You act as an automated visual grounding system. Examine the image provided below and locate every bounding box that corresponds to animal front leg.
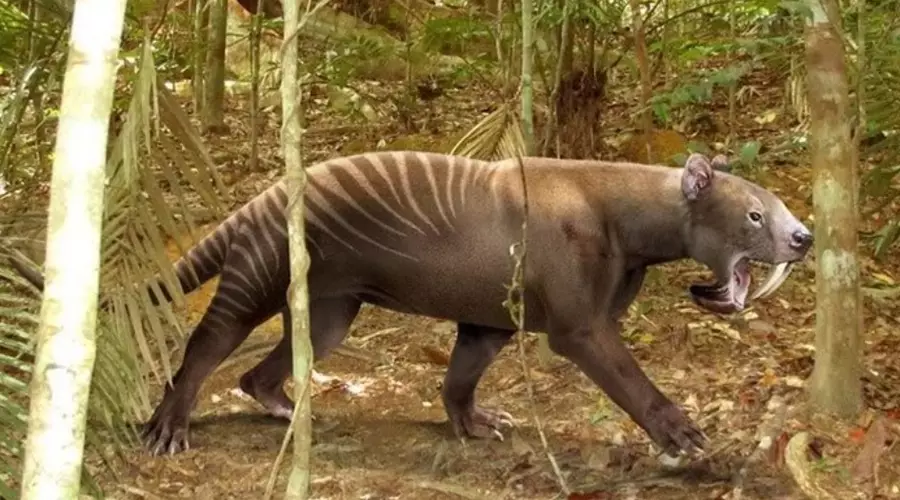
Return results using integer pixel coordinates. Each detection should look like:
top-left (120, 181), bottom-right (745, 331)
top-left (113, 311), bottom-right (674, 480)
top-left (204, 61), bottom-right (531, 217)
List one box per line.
top-left (548, 323), bottom-right (705, 455)
top-left (142, 310), bottom-right (257, 455)
top-left (442, 323), bottom-right (515, 440)
top-left (610, 268), bottom-right (646, 321)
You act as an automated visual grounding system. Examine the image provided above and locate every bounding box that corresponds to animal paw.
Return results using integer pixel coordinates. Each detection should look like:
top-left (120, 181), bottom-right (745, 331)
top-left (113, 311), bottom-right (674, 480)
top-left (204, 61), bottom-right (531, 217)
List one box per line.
top-left (141, 411), bottom-right (191, 456)
top-left (645, 401), bottom-right (707, 456)
top-left (449, 405), bottom-right (515, 441)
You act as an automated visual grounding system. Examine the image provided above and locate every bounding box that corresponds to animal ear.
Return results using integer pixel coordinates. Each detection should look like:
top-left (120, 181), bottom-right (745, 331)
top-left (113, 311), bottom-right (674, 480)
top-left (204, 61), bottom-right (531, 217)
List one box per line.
top-left (681, 153), bottom-right (714, 201)
top-left (710, 154), bottom-right (731, 173)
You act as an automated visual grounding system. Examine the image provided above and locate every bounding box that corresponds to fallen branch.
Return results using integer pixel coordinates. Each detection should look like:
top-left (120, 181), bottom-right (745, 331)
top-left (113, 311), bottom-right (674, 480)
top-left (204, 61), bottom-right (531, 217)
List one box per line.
top-left (731, 396), bottom-right (788, 500)
top-left (785, 431), bottom-right (836, 500)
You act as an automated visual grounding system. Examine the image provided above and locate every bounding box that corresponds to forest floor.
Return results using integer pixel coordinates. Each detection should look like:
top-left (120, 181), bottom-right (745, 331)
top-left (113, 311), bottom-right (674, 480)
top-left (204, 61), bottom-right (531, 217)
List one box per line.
top-left (90, 62), bottom-right (900, 500)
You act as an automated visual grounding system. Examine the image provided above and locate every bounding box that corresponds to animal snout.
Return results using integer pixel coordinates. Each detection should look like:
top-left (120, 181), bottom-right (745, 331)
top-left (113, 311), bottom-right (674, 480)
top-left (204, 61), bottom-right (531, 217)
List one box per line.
top-left (790, 228), bottom-right (813, 252)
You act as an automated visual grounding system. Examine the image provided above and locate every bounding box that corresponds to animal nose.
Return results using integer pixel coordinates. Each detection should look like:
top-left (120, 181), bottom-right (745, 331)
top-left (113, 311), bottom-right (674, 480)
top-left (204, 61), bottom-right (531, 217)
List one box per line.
top-left (790, 229), bottom-right (813, 251)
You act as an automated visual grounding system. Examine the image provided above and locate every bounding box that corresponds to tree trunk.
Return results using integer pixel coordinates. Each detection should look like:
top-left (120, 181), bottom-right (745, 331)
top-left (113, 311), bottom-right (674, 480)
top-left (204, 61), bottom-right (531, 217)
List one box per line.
top-left (628, 0), bottom-right (653, 158)
top-left (203, 0), bottom-right (228, 133)
top-left (541, 0), bottom-right (571, 156)
top-left (520, 0), bottom-right (534, 156)
top-left (806, 0), bottom-right (863, 419)
top-left (281, 0), bottom-right (313, 497)
top-left (19, 0), bottom-right (126, 495)
top-left (249, 0), bottom-right (266, 171)
top-left (192, 0), bottom-right (210, 113)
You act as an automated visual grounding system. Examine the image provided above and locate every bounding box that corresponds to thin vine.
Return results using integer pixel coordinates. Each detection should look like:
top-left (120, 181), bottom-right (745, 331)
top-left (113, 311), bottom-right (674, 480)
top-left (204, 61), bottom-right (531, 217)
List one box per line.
top-left (502, 154), bottom-right (570, 495)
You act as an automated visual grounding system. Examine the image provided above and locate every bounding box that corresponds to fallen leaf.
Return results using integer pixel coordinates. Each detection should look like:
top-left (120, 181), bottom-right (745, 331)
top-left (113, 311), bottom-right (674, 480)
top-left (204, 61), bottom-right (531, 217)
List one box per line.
top-left (754, 109), bottom-right (779, 124)
top-left (871, 272), bottom-right (895, 285)
top-left (769, 431), bottom-right (790, 466)
top-left (783, 376), bottom-right (805, 388)
top-left (581, 446), bottom-right (612, 470)
top-left (748, 320), bottom-right (775, 334)
top-left (421, 345), bottom-right (450, 365)
top-left (510, 431), bottom-right (535, 458)
top-left (849, 427), bottom-right (867, 443)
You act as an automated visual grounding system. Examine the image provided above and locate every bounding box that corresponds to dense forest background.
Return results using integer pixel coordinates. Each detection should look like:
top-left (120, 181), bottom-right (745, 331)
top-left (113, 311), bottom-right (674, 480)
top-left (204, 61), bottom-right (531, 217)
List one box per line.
top-left (1, 0), bottom-right (898, 497)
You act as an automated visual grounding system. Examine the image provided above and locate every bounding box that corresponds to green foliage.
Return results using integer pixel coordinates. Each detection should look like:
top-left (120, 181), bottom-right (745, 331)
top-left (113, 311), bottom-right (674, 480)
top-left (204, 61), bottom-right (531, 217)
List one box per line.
top-left (854, 0), bottom-right (900, 255)
top-left (671, 139), bottom-right (761, 173)
top-left (419, 16), bottom-right (494, 58)
top-left (649, 63), bottom-right (750, 124)
top-left (314, 34), bottom-right (396, 85)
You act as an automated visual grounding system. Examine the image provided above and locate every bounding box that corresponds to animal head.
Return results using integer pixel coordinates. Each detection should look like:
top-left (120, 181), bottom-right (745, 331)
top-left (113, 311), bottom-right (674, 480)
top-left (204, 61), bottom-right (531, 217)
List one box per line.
top-left (679, 153), bottom-right (812, 314)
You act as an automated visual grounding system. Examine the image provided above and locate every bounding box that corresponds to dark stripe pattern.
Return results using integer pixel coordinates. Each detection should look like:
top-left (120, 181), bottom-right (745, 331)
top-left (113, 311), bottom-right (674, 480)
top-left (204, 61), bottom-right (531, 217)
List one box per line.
top-left (156, 151), bottom-right (495, 327)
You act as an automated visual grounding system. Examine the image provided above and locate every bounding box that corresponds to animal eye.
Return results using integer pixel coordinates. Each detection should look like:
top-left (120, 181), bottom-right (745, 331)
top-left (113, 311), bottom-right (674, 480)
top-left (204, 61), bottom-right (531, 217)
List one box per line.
top-left (748, 211), bottom-right (763, 223)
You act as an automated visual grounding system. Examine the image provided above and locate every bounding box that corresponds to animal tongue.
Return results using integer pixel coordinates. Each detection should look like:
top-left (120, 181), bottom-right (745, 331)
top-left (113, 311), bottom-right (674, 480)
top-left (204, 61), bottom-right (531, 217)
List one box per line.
top-left (689, 258), bottom-right (751, 314)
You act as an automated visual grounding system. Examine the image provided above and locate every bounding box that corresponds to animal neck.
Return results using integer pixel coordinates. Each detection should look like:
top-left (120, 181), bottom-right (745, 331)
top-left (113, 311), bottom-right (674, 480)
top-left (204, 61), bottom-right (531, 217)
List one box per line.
top-left (608, 169), bottom-right (692, 267)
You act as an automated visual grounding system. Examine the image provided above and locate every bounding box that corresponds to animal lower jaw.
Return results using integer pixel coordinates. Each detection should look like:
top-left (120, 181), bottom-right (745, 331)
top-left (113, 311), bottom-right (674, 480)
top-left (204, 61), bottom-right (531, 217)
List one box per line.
top-left (688, 258), bottom-right (751, 314)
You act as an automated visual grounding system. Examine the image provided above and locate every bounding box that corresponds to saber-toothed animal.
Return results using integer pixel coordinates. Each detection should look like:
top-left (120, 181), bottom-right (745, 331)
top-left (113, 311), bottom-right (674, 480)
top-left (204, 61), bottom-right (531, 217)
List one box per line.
top-left (139, 150), bottom-right (812, 457)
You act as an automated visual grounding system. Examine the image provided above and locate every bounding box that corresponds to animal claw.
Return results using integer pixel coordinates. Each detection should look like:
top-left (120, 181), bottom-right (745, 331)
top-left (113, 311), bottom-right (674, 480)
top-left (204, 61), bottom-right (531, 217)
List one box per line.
top-left (492, 429), bottom-right (505, 442)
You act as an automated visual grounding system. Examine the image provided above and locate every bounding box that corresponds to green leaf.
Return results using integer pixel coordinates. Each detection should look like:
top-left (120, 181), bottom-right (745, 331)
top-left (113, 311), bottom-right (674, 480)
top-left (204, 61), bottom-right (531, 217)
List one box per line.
top-left (739, 141), bottom-right (762, 166)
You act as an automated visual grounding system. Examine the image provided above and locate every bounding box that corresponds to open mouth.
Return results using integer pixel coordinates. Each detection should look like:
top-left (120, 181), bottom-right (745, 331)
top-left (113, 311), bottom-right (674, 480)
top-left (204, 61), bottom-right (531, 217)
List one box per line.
top-left (689, 259), bottom-right (795, 314)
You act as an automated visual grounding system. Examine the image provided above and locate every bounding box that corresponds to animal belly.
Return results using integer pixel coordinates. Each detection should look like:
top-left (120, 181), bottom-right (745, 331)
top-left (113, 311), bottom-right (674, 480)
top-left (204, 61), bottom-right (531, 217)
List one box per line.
top-left (356, 253), bottom-right (516, 329)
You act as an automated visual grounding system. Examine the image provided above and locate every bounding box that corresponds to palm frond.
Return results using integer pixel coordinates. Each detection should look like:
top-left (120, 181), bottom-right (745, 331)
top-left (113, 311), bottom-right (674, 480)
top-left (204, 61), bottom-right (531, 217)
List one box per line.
top-left (450, 101), bottom-right (527, 161)
top-left (1, 32), bottom-right (231, 498)
top-left (97, 32), bottom-right (229, 415)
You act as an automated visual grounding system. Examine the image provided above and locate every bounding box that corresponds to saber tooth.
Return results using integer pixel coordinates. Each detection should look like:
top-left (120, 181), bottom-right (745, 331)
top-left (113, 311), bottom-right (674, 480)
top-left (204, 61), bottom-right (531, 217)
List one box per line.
top-left (750, 262), bottom-right (793, 300)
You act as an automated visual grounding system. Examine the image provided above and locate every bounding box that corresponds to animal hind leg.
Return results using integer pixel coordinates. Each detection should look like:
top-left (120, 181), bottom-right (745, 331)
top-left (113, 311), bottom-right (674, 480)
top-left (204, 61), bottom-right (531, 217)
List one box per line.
top-left (442, 323), bottom-right (515, 440)
top-left (238, 297), bottom-right (362, 419)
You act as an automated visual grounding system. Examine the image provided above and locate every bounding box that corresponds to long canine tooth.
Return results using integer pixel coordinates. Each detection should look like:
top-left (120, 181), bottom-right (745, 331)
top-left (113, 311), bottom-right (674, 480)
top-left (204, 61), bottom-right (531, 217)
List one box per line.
top-left (750, 262), bottom-right (793, 300)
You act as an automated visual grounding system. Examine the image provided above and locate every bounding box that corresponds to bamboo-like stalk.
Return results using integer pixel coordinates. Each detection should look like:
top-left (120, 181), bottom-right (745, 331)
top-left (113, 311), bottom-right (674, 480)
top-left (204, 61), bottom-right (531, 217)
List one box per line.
top-left (279, 0), bottom-right (332, 497)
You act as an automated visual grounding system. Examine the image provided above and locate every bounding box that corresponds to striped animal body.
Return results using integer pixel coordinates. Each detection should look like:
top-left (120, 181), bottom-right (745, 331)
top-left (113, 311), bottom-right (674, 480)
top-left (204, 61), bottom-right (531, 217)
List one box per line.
top-left (142, 151), bottom-right (812, 458)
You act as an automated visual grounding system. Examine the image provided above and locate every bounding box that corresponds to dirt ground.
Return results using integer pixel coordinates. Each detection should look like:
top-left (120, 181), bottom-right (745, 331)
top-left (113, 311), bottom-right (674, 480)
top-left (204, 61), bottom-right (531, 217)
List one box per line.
top-left (89, 67), bottom-right (900, 499)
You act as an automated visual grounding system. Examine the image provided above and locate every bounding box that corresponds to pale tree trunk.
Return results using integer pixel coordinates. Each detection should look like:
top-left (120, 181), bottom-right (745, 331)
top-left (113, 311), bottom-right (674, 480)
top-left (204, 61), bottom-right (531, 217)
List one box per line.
top-left (806, 0), bottom-right (863, 418)
top-left (628, 0), bottom-right (653, 159)
top-left (282, 0), bottom-right (313, 497)
top-left (203, 0), bottom-right (228, 133)
top-left (19, 0), bottom-right (126, 496)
